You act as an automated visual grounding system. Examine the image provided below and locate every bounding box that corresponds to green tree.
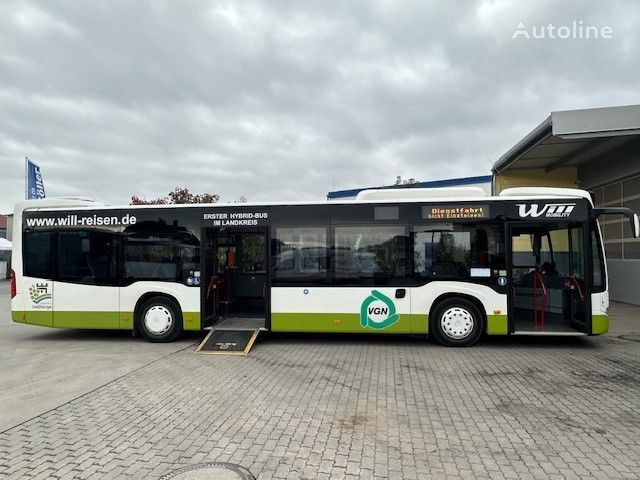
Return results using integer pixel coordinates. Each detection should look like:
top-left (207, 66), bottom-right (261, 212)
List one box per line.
top-left (131, 187), bottom-right (220, 205)
top-left (130, 195), bottom-right (168, 205)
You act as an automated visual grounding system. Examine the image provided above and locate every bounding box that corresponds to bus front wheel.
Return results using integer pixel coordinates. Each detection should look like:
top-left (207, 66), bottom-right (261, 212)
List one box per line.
top-left (431, 298), bottom-right (483, 347)
top-left (137, 296), bottom-right (183, 343)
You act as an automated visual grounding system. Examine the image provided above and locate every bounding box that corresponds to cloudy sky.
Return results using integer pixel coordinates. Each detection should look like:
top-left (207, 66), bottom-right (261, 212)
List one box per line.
top-left (1, 0), bottom-right (639, 212)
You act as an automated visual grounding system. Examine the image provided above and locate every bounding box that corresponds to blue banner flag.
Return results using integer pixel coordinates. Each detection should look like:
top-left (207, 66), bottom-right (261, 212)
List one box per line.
top-left (25, 157), bottom-right (46, 200)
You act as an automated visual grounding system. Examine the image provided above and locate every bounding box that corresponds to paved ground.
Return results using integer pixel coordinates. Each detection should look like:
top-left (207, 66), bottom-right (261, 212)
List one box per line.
top-left (0, 281), bottom-right (198, 432)
top-left (0, 281), bottom-right (639, 479)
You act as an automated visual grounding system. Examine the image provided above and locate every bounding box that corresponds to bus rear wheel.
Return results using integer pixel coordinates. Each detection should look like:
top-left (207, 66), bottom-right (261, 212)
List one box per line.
top-left (137, 296), bottom-right (183, 343)
top-left (431, 298), bottom-right (483, 347)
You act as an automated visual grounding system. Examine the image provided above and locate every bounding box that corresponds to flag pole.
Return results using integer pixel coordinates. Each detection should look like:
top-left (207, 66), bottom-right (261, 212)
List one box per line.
top-left (24, 157), bottom-right (28, 200)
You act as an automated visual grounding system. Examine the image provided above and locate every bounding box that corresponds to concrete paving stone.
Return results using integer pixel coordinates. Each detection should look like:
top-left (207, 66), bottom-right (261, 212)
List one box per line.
top-left (0, 281), bottom-right (639, 479)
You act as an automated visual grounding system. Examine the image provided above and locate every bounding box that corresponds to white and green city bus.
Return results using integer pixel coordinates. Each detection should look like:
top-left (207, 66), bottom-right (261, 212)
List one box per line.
top-left (10, 187), bottom-right (639, 347)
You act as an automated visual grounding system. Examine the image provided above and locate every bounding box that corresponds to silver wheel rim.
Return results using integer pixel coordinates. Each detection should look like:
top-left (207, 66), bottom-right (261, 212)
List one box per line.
top-left (144, 305), bottom-right (173, 335)
top-left (440, 307), bottom-right (474, 340)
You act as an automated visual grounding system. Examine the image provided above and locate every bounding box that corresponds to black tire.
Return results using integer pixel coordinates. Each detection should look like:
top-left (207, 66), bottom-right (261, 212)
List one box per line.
top-left (136, 296), bottom-right (183, 343)
top-left (431, 298), bottom-right (484, 347)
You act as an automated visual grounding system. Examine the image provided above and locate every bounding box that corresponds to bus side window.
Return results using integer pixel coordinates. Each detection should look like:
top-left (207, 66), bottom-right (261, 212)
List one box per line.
top-left (57, 230), bottom-right (118, 285)
top-left (333, 226), bottom-right (408, 282)
top-left (413, 224), bottom-right (504, 280)
top-left (124, 236), bottom-right (176, 280)
top-left (23, 231), bottom-right (54, 279)
top-left (123, 223), bottom-right (200, 283)
top-left (273, 227), bottom-right (329, 282)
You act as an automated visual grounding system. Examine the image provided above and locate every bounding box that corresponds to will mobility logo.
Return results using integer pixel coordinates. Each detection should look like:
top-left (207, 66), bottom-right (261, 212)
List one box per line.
top-left (28, 283), bottom-right (52, 309)
top-left (517, 203), bottom-right (576, 219)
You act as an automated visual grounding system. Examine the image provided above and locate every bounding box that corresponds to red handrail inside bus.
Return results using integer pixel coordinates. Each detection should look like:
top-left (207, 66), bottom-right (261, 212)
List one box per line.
top-left (532, 270), bottom-right (547, 331)
top-left (565, 275), bottom-right (585, 301)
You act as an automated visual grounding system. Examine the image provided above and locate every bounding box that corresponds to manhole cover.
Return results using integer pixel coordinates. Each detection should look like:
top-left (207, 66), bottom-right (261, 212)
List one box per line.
top-left (159, 462), bottom-right (255, 480)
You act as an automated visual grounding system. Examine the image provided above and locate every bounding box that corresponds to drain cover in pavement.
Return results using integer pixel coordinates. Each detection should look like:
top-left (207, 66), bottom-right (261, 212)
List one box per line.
top-left (158, 462), bottom-right (255, 480)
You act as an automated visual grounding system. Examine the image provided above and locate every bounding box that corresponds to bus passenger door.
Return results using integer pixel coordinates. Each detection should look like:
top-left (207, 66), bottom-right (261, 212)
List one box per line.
top-left (201, 227), bottom-right (269, 328)
top-left (508, 224), bottom-right (589, 334)
top-left (237, 231), bottom-right (268, 313)
top-left (202, 228), bottom-right (220, 325)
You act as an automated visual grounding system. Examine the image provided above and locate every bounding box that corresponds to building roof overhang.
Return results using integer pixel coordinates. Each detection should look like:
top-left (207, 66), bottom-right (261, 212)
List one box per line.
top-left (492, 104), bottom-right (640, 174)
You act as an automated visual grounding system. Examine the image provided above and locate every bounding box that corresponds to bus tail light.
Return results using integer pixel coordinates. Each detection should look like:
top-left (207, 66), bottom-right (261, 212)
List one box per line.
top-left (10, 270), bottom-right (16, 299)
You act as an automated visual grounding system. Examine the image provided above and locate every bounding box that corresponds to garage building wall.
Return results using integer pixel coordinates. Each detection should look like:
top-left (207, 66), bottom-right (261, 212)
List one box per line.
top-left (493, 166), bottom-right (577, 193)
top-left (579, 139), bottom-right (640, 305)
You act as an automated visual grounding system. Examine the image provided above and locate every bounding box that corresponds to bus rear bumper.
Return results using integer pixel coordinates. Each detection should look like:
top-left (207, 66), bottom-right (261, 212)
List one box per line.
top-left (11, 310), bottom-right (25, 323)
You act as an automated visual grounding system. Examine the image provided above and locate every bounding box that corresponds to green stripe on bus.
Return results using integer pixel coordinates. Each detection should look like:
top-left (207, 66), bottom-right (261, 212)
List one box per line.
top-left (183, 312), bottom-right (201, 331)
top-left (57, 311), bottom-right (120, 329)
top-left (12, 311), bottom-right (201, 331)
top-left (487, 314), bottom-right (509, 335)
top-left (273, 312), bottom-right (510, 336)
top-left (11, 311), bottom-right (124, 329)
top-left (271, 312), bottom-right (428, 333)
top-left (592, 314), bottom-right (608, 335)
top-left (12, 310), bottom-right (52, 326)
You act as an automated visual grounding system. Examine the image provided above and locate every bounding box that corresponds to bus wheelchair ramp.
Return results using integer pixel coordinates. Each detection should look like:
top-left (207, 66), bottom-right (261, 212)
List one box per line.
top-left (195, 329), bottom-right (260, 355)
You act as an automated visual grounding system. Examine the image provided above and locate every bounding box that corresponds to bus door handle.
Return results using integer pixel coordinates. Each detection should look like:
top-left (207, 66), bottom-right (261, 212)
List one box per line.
top-left (395, 289), bottom-right (406, 299)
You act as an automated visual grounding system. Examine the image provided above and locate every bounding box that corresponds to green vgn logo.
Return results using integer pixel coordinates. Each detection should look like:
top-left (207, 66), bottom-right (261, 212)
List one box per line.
top-left (360, 290), bottom-right (399, 330)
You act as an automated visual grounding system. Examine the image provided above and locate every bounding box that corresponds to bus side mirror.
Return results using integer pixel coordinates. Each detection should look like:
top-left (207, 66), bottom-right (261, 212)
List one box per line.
top-left (594, 207), bottom-right (640, 238)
